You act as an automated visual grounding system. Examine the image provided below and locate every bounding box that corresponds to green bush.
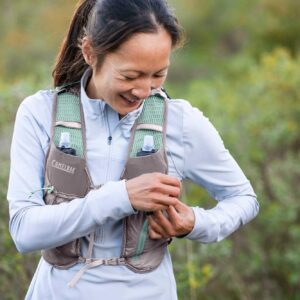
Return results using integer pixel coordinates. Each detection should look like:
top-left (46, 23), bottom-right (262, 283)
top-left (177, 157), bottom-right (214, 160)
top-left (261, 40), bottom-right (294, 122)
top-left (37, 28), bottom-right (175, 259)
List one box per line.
top-left (170, 48), bottom-right (300, 300)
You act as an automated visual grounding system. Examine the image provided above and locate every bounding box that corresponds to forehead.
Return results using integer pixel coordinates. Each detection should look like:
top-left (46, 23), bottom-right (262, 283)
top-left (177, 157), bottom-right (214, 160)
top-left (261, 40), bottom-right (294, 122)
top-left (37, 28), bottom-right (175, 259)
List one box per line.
top-left (106, 29), bottom-right (172, 72)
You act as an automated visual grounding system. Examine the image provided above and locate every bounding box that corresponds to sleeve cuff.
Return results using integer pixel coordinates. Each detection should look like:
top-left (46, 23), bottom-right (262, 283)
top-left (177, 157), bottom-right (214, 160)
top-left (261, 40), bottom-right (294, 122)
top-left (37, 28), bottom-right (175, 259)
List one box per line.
top-left (87, 180), bottom-right (135, 225)
top-left (185, 207), bottom-right (220, 243)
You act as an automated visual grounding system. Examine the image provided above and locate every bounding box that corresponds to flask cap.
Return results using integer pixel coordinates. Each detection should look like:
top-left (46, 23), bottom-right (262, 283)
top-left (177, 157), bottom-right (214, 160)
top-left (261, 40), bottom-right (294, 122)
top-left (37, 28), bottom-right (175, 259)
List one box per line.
top-left (59, 132), bottom-right (71, 148)
top-left (142, 135), bottom-right (154, 152)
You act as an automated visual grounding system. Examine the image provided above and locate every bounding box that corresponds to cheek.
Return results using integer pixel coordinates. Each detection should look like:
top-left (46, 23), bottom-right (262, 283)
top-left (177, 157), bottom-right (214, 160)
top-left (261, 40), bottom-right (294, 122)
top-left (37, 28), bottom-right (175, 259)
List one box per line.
top-left (107, 82), bottom-right (130, 105)
top-left (158, 76), bottom-right (167, 86)
top-left (152, 77), bottom-right (167, 89)
top-left (112, 81), bottom-right (132, 94)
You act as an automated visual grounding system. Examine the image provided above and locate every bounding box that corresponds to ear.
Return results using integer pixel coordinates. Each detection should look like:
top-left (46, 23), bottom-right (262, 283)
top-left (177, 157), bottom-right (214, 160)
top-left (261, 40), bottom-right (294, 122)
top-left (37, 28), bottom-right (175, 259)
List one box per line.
top-left (82, 37), bottom-right (96, 66)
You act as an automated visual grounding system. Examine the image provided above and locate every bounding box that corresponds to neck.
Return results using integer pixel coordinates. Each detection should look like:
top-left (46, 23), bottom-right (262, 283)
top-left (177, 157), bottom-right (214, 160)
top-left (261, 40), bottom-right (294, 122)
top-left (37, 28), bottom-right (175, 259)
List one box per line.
top-left (86, 76), bottom-right (98, 100)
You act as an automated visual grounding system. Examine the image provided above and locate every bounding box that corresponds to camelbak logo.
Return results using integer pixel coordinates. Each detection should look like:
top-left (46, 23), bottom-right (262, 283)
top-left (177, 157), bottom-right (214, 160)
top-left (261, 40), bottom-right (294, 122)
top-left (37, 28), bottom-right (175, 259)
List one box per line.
top-left (51, 160), bottom-right (76, 174)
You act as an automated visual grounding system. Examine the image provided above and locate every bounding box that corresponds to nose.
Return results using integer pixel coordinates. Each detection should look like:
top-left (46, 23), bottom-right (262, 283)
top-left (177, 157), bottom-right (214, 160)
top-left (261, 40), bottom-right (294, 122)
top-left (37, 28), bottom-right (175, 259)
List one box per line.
top-left (131, 87), bottom-right (151, 100)
top-left (131, 78), bottom-right (153, 100)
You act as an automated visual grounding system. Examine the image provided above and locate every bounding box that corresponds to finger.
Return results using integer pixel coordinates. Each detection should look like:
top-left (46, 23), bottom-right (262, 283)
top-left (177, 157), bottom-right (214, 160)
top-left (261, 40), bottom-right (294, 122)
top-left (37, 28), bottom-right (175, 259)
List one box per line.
top-left (167, 205), bottom-right (195, 236)
top-left (153, 210), bottom-right (174, 235)
top-left (148, 215), bottom-right (165, 235)
top-left (148, 202), bottom-right (176, 212)
top-left (147, 215), bottom-right (169, 238)
top-left (167, 205), bottom-right (180, 225)
top-left (152, 193), bottom-right (179, 207)
top-left (148, 227), bottom-right (163, 240)
top-left (156, 184), bottom-right (181, 198)
top-left (173, 199), bottom-right (189, 212)
top-left (155, 173), bottom-right (181, 188)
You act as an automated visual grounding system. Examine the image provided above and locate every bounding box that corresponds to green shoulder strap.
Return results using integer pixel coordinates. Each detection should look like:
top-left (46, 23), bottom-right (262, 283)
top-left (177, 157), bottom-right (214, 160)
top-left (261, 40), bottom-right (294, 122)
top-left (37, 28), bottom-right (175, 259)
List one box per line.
top-left (54, 91), bottom-right (85, 158)
top-left (130, 94), bottom-right (166, 157)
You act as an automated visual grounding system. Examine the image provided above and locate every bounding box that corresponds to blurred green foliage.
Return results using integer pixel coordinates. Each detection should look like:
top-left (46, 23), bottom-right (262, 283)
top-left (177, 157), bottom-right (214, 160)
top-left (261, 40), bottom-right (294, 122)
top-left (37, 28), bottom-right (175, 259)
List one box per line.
top-left (0, 0), bottom-right (299, 299)
top-left (171, 48), bottom-right (300, 300)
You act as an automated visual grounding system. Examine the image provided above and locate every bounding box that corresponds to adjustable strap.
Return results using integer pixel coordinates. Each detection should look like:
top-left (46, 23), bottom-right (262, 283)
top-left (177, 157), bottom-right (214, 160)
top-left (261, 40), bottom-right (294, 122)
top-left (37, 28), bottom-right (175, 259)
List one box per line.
top-left (136, 124), bottom-right (163, 132)
top-left (68, 257), bottom-right (126, 288)
top-left (68, 231), bottom-right (126, 288)
top-left (55, 121), bottom-right (82, 129)
top-left (86, 232), bottom-right (95, 259)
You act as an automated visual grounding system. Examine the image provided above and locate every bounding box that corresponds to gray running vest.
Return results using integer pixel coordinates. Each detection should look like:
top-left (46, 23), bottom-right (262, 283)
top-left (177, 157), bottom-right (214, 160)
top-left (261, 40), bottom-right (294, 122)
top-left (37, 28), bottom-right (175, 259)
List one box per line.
top-left (41, 85), bottom-right (170, 280)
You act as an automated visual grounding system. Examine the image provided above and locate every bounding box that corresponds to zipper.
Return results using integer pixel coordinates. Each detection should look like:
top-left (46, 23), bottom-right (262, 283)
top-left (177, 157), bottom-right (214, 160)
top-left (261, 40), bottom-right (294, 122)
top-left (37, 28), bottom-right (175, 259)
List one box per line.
top-left (105, 106), bottom-right (113, 181)
top-left (133, 218), bottom-right (149, 260)
top-left (105, 106), bottom-right (112, 145)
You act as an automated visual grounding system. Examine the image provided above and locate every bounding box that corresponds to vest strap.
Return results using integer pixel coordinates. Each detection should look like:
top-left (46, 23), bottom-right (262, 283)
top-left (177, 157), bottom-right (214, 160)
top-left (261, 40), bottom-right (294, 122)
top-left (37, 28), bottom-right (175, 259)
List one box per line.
top-left (68, 257), bottom-right (126, 288)
top-left (136, 124), bottom-right (163, 132)
top-left (55, 121), bottom-right (82, 129)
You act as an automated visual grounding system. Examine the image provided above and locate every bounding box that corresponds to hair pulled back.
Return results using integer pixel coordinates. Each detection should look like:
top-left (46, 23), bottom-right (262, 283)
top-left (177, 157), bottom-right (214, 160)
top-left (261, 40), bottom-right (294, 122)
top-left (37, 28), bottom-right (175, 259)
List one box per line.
top-left (53, 0), bottom-right (184, 87)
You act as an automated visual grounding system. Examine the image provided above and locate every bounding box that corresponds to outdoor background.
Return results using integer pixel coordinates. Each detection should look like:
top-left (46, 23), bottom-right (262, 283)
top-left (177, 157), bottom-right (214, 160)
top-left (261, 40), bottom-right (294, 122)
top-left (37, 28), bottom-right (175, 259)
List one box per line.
top-left (0, 0), bottom-right (299, 299)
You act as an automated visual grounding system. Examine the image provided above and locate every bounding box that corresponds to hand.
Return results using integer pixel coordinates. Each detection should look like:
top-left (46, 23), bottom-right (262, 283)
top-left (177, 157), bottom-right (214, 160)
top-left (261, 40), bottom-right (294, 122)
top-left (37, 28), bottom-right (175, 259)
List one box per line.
top-left (147, 201), bottom-right (195, 239)
top-left (125, 173), bottom-right (181, 212)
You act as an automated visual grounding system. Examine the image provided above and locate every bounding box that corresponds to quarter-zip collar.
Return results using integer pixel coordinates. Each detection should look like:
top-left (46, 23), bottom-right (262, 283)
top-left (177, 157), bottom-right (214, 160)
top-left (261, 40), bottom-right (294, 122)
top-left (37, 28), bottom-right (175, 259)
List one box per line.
top-left (80, 68), bottom-right (106, 119)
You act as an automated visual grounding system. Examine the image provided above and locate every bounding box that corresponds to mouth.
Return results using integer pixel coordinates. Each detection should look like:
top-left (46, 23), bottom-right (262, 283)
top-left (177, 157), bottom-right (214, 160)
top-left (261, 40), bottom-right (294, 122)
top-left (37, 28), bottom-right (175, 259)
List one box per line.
top-left (120, 95), bottom-right (142, 106)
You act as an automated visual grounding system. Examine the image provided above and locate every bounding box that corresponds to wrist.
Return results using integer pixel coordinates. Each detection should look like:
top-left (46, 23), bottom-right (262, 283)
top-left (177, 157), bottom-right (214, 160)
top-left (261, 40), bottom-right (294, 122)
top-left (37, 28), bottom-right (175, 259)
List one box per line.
top-left (124, 179), bottom-right (138, 214)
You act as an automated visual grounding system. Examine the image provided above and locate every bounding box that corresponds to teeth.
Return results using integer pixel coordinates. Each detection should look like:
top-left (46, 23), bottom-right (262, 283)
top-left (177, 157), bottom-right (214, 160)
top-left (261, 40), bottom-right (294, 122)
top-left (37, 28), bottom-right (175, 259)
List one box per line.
top-left (123, 96), bottom-right (136, 103)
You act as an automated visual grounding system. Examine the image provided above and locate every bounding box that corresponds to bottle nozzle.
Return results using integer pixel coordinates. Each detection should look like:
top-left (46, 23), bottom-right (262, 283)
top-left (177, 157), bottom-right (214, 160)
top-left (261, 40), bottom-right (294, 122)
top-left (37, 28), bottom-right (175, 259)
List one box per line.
top-left (59, 132), bottom-right (71, 148)
top-left (142, 135), bottom-right (154, 152)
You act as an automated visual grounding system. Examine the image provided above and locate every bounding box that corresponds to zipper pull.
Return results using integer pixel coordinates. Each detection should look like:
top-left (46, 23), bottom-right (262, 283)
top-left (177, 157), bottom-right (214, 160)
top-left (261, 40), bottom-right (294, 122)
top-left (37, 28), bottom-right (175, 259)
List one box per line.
top-left (28, 186), bottom-right (55, 199)
top-left (107, 136), bottom-right (112, 145)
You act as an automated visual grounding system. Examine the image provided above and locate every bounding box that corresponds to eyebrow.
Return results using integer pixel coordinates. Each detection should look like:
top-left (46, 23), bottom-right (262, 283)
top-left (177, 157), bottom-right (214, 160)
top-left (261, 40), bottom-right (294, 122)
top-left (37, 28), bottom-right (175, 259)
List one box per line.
top-left (119, 66), bottom-right (169, 75)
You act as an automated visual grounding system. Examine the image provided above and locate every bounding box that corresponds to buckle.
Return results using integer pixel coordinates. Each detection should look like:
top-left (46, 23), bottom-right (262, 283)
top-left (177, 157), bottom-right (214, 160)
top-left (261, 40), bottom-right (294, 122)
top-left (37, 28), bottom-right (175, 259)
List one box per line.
top-left (85, 258), bottom-right (93, 264)
top-left (105, 258), bottom-right (117, 265)
top-left (79, 257), bottom-right (126, 266)
top-left (103, 258), bottom-right (126, 265)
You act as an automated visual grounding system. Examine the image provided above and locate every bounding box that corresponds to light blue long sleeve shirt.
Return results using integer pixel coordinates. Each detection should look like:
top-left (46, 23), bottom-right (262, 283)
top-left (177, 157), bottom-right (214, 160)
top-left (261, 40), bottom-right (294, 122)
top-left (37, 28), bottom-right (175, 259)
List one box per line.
top-left (7, 69), bottom-right (259, 300)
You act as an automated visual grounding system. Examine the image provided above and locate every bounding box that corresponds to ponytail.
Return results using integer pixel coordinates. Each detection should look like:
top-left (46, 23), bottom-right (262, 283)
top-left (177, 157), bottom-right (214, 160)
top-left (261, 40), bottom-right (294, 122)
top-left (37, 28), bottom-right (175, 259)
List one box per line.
top-left (52, 0), bottom-right (96, 87)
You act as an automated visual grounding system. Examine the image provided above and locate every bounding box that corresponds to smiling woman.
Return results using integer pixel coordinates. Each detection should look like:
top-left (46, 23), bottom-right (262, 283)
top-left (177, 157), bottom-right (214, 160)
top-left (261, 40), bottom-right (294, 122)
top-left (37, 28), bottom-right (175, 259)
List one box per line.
top-left (7, 0), bottom-right (259, 299)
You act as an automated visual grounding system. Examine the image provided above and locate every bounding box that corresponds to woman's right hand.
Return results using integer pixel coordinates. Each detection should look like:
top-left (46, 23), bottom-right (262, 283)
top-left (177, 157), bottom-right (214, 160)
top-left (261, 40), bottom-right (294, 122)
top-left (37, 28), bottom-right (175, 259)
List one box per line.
top-left (125, 173), bottom-right (181, 212)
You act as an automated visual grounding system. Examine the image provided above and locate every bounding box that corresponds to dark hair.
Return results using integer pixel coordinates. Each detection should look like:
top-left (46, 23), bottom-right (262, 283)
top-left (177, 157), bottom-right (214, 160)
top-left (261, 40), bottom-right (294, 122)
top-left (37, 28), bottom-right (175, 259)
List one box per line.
top-left (52, 0), bottom-right (184, 87)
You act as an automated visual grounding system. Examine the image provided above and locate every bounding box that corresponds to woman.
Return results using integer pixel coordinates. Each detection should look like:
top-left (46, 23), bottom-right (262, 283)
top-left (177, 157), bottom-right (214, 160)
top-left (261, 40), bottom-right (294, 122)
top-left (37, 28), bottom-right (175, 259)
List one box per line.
top-left (7, 0), bottom-right (259, 299)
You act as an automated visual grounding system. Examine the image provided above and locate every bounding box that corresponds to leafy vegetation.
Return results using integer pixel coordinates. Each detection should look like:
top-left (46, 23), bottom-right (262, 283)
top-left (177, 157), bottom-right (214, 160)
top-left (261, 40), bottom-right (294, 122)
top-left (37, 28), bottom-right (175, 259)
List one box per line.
top-left (1, 1), bottom-right (299, 299)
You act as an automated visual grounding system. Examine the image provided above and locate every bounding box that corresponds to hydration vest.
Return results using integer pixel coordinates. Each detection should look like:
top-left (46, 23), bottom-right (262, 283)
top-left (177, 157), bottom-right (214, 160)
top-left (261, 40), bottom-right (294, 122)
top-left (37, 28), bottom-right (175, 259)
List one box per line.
top-left (41, 85), bottom-right (170, 287)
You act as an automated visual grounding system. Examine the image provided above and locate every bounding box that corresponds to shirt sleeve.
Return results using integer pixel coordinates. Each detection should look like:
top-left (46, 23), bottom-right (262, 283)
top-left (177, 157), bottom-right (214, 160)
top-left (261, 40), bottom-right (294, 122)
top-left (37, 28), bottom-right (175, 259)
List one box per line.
top-left (7, 96), bottom-right (135, 254)
top-left (181, 102), bottom-right (259, 243)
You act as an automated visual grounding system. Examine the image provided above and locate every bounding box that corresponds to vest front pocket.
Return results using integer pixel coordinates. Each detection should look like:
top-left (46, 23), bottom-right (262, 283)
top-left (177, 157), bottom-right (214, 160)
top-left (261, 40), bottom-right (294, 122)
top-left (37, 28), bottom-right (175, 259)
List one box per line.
top-left (46, 143), bottom-right (90, 198)
top-left (122, 148), bottom-right (168, 180)
top-left (122, 212), bottom-right (169, 272)
top-left (121, 147), bottom-right (169, 272)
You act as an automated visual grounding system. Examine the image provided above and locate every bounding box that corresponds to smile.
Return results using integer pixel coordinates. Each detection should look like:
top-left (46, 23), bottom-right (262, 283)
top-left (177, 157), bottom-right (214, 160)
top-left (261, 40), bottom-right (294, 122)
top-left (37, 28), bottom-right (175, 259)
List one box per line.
top-left (120, 95), bottom-right (141, 104)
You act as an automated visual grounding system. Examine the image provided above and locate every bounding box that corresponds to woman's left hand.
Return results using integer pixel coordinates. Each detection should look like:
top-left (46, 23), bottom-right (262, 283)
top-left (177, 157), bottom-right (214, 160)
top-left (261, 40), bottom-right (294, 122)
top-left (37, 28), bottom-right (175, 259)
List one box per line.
top-left (147, 201), bottom-right (195, 239)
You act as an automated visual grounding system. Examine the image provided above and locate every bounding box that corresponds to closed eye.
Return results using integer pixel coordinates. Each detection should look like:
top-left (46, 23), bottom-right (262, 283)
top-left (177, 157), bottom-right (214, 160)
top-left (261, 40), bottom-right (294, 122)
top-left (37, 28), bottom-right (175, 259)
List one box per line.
top-left (154, 74), bottom-right (167, 78)
top-left (123, 76), bottom-right (136, 81)
top-left (122, 73), bottom-right (167, 81)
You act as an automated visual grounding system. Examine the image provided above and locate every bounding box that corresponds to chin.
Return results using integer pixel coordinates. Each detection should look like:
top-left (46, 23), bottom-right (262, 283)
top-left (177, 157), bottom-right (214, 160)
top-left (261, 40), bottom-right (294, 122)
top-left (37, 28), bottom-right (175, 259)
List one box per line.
top-left (120, 108), bottom-right (134, 116)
